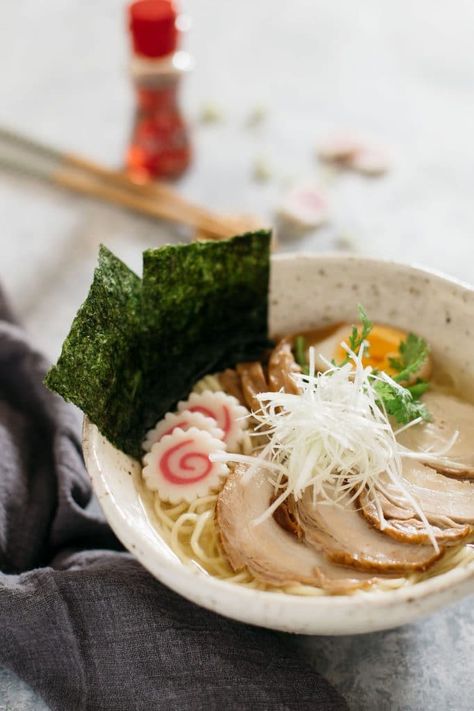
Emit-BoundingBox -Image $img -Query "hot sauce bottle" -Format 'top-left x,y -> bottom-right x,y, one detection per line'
126,0 -> 192,182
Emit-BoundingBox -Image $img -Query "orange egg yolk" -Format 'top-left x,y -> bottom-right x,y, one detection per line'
334,325 -> 407,375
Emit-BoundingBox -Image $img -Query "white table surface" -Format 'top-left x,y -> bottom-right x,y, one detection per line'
1,1 -> 474,709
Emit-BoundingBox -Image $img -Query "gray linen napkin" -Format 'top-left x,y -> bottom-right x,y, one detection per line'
0,287 -> 347,711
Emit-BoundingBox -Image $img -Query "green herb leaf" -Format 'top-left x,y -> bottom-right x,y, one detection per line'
407,380 -> 430,399
389,333 -> 430,384
357,304 -> 373,343
373,380 -> 431,425
45,232 -> 272,458
340,303 -> 373,365
294,336 -> 308,370
332,306 -> 431,425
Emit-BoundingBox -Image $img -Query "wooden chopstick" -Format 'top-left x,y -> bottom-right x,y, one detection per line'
60,153 -> 234,235
54,168 -> 232,236
0,126 -> 264,239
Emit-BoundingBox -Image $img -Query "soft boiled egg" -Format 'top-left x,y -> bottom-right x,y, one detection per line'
311,323 -> 431,382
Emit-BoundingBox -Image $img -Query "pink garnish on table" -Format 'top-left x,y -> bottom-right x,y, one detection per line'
142,427 -> 228,502
178,391 -> 249,451
317,133 -> 391,175
142,410 -> 224,452
317,135 -> 362,164
350,147 -> 390,176
277,183 -> 329,230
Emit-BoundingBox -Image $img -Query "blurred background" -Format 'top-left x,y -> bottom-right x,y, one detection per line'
1,4 -> 474,709
2,0 -> 474,362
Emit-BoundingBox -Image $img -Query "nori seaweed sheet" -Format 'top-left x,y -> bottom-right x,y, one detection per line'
45,246 -> 144,456
140,231 -> 271,441
45,231 -> 271,458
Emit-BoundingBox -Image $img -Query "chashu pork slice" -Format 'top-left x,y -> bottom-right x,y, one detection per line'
359,466 -> 472,546
267,338 -> 301,394
219,369 -> 246,406
216,465 -> 384,593
296,486 -> 443,574
397,391 -> 474,478
399,458 -> 474,524
236,361 -> 268,413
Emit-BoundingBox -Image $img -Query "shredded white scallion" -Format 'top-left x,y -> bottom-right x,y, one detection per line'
210,341 -> 459,553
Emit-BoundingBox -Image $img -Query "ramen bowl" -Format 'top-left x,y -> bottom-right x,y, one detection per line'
83,253 -> 474,635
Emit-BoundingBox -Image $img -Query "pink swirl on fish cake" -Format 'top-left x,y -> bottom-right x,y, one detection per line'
142,427 -> 228,503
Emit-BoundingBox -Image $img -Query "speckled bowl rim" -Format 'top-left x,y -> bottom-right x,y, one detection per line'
83,253 -> 474,635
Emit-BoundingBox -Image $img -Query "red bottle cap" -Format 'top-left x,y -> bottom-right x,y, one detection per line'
129,0 -> 178,58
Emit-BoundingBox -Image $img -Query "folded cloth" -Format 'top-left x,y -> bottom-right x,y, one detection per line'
0,287 -> 347,711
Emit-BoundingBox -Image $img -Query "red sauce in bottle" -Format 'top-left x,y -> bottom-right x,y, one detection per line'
126,0 -> 192,182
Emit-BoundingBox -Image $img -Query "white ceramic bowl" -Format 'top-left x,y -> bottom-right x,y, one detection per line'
83,254 -> 474,635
